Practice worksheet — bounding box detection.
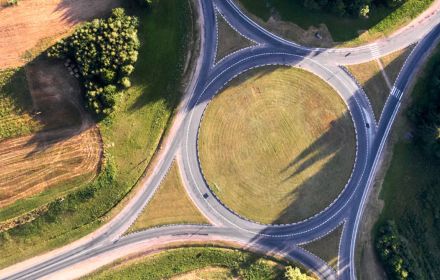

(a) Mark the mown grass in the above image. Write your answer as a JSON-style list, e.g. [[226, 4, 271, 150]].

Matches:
[[374, 47, 440, 278], [0, 174, 92, 223], [302, 226, 342, 270], [0, 0, 192, 269], [128, 162, 208, 232], [199, 66, 355, 224], [215, 10, 254, 62], [347, 47, 412, 120], [84, 247, 286, 280], [239, 0, 433, 44], [0, 68, 40, 141]]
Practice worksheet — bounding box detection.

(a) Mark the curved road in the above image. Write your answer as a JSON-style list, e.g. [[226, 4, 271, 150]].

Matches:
[[2, 0, 440, 279]]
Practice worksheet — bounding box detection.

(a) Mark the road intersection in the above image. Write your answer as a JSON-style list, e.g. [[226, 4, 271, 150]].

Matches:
[[2, 0, 440, 279]]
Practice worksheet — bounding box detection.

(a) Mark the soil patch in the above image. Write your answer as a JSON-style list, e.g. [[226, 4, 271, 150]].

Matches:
[[0, 0, 121, 69], [0, 57, 102, 208]]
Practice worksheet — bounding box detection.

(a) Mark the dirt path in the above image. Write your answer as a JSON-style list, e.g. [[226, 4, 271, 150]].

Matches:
[[0, 58, 102, 208], [0, 0, 121, 69]]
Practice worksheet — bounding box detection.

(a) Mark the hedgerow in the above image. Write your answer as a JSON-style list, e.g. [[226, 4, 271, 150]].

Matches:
[[48, 8, 140, 115]]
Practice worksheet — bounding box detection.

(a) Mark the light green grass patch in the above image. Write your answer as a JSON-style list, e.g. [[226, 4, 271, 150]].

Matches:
[[0, 68, 40, 140], [128, 162, 208, 232]]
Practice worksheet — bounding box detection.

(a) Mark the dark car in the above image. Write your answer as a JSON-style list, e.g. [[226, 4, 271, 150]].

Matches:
[[203, 193, 209, 199], [366, 123, 370, 129]]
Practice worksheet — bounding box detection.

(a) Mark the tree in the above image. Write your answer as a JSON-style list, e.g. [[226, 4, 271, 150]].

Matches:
[[285, 266, 312, 280], [359, 4, 370, 18]]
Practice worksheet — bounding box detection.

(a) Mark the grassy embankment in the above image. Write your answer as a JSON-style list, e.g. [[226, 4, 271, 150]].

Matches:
[[239, 0, 433, 44], [374, 47, 440, 278], [0, 0, 192, 268], [302, 226, 342, 270], [0, 68, 40, 140], [347, 47, 412, 120], [84, 247, 287, 280], [128, 162, 207, 232], [199, 66, 355, 224]]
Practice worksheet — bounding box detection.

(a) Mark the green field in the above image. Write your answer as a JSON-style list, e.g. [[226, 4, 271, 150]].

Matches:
[[0, 0, 192, 268], [0, 68, 40, 140], [128, 162, 208, 232], [374, 48, 440, 278], [239, 0, 433, 43], [84, 247, 286, 280], [199, 66, 355, 224]]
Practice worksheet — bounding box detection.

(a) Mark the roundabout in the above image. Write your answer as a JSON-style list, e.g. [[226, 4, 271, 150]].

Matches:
[[198, 66, 356, 224], [2, 0, 440, 279]]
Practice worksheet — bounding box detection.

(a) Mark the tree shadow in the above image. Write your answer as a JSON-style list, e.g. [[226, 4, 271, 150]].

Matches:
[[54, 0, 122, 26], [20, 55, 94, 156], [127, 0, 191, 112], [275, 111, 355, 224]]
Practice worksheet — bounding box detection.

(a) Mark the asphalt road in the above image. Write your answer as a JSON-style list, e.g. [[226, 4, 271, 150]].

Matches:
[[2, 0, 440, 279]]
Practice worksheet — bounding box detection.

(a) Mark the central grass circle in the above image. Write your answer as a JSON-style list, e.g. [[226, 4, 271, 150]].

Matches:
[[199, 66, 356, 224]]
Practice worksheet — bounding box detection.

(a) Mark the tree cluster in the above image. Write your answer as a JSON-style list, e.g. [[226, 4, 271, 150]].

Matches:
[[376, 221, 419, 280], [408, 62, 440, 159], [48, 8, 140, 115], [300, 0, 407, 18]]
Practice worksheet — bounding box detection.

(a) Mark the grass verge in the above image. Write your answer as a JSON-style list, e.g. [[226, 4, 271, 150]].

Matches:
[[199, 66, 355, 224], [374, 47, 440, 278], [0, 68, 40, 140], [0, 0, 192, 269], [128, 162, 208, 232], [238, 0, 433, 45], [215, 13, 254, 62], [84, 247, 286, 280], [347, 47, 412, 120], [302, 226, 342, 270]]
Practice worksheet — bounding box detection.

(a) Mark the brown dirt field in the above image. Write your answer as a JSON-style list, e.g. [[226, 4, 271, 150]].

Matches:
[[0, 57, 102, 208], [0, 0, 121, 69]]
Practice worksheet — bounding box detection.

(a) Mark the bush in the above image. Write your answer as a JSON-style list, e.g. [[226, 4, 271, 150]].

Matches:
[[48, 8, 140, 115], [284, 266, 312, 280], [376, 221, 420, 279]]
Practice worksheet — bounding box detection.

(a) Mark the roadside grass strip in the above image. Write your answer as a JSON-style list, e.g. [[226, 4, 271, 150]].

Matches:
[[301, 225, 343, 271], [128, 162, 208, 232], [347, 47, 412, 120], [238, 0, 434, 45], [199, 66, 355, 224], [84, 247, 286, 280], [214, 10, 256, 63], [374, 47, 440, 279]]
